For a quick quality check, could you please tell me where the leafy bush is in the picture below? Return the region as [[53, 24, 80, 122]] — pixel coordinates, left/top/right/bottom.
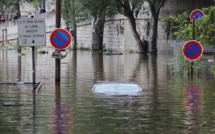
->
[[162, 5, 215, 46], [163, 5, 215, 74]]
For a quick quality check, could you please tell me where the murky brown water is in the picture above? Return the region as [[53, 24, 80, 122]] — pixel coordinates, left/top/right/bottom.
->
[[0, 48, 215, 134]]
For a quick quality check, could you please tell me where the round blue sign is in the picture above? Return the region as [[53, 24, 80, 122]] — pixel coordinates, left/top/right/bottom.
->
[[190, 9, 204, 21], [50, 28, 72, 50], [182, 40, 203, 61]]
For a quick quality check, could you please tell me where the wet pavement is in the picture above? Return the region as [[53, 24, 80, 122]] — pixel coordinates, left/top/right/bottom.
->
[[0, 48, 215, 134]]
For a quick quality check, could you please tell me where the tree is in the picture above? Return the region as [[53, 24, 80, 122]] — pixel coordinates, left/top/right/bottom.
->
[[63, 0, 111, 51], [62, 0, 77, 50], [147, 0, 167, 54], [115, 0, 147, 53], [0, 0, 39, 18], [70, 0, 77, 50], [0, 0, 14, 16], [74, 0, 167, 53], [78, 0, 114, 51], [0, 0, 40, 53], [114, 0, 167, 54], [90, 1, 107, 51]]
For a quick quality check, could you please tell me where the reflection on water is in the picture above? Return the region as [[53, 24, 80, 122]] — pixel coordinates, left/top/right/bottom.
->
[[33, 89, 36, 134], [51, 83, 72, 133], [0, 48, 215, 134], [184, 83, 203, 134]]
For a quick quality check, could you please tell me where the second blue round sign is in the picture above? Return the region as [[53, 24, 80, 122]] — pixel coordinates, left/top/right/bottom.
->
[[50, 28, 72, 50], [190, 9, 204, 21]]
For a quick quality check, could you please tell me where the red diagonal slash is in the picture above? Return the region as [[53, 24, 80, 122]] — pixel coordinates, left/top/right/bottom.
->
[[55, 33, 67, 43], [187, 45, 198, 56]]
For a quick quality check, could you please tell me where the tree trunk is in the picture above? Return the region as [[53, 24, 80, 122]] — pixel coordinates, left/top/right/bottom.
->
[[91, 12, 106, 51], [149, 13, 159, 54], [16, 0, 21, 18], [71, 20, 77, 50], [71, 0, 77, 50], [127, 15, 147, 54], [92, 52, 104, 81], [55, 0, 61, 82], [16, 0, 21, 53], [63, 0, 70, 31], [115, 0, 147, 54]]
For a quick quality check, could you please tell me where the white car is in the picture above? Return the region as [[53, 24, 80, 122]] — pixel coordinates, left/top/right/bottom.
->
[[92, 81, 143, 95]]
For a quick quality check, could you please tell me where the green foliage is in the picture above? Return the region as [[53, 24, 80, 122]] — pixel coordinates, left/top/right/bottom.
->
[[77, 41, 91, 50], [162, 5, 215, 47], [32, 0, 42, 8], [102, 43, 107, 51], [115, 0, 146, 17], [77, 0, 116, 20], [147, 0, 167, 14], [62, 0, 73, 27], [210, 63, 215, 75], [162, 12, 191, 41], [0, 0, 40, 15], [62, 0, 113, 24], [168, 47, 206, 75], [128, 0, 146, 17], [0, 0, 16, 15], [200, 6, 215, 46], [163, 4, 215, 74]]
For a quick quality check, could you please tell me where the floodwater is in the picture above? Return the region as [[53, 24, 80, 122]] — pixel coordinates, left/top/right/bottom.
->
[[0, 48, 215, 134]]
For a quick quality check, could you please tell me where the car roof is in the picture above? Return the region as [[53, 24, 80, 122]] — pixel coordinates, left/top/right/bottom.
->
[[92, 81, 143, 95]]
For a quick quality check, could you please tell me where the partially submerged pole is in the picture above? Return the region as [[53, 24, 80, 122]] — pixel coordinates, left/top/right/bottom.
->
[[2, 29, 4, 47], [55, 0, 61, 82], [191, 19, 195, 76], [5, 29, 7, 46], [32, 46, 36, 92]]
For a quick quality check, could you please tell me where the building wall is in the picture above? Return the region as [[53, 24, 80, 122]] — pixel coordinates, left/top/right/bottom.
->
[[76, 0, 213, 53], [0, 0, 213, 53], [76, 14, 174, 53]]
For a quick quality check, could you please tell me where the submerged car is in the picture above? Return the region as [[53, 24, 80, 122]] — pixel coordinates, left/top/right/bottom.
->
[[92, 81, 143, 95]]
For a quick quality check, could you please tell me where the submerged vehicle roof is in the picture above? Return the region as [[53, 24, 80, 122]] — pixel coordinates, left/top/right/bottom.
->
[[92, 81, 143, 95]]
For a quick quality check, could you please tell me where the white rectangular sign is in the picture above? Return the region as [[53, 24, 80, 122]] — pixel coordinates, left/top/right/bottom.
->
[[18, 18, 46, 46]]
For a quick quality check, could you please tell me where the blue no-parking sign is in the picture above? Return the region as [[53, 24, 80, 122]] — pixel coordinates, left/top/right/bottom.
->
[[190, 9, 204, 21], [50, 28, 72, 50], [182, 40, 203, 61]]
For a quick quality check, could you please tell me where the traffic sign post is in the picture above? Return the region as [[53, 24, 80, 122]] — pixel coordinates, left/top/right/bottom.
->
[[190, 9, 205, 41], [18, 17, 46, 92], [55, 0, 61, 83], [18, 18, 46, 46], [50, 28, 71, 59], [50, 28, 72, 82], [190, 9, 205, 21], [182, 40, 203, 61], [184, 9, 205, 76], [182, 40, 203, 76], [50, 28, 72, 50]]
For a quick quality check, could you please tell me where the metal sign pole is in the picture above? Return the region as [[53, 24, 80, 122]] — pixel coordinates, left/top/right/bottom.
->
[[5, 29, 7, 46], [191, 19, 195, 76], [17, 17, 45, 92], [189, 9, 204, 77], [2, 29, 4, 47], [32, 46, 36, 92], [55, 0, 61, 82]]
